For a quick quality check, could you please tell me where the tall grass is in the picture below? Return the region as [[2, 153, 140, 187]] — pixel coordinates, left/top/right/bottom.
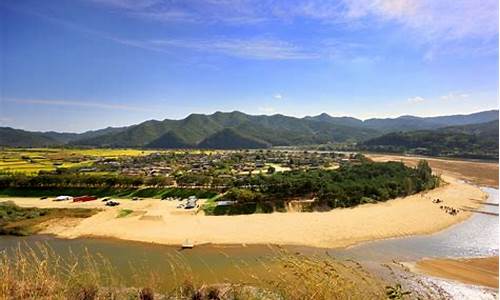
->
[[0, 243, 396, 300]]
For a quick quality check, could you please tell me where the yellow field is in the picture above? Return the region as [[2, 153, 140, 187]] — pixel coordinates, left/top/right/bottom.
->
[[0, 148, 159, 174]]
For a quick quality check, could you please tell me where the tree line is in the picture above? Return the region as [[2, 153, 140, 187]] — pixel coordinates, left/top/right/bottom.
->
[[220, 160, 439, 211]]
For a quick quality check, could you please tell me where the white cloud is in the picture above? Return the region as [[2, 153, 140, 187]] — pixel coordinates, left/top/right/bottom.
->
[[258, 106, 276, 113], [440, 92, 470, 101], [407, 96, 425, 104], [6, 98, 155, 112], [273, 93, 283, 100]]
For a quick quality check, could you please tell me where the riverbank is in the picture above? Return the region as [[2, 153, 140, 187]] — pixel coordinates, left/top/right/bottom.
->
[[367, 153, 499, 188], [413, 256, 499, 288], [2, 172, 486, 248]]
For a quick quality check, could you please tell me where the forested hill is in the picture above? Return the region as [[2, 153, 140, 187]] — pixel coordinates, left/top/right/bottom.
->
[[71, 111, 379, 148], [0, 127, 62, 147], [1, 110, 498, 149], [360, 120, 499, 159], [305, 109, 499, 132]]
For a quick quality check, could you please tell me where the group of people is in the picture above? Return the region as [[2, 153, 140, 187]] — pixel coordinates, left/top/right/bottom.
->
[[439, 205, 459, 216], [431, 198, 459, 216]]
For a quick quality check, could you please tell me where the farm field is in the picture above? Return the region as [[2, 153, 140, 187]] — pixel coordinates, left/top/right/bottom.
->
[[0, 148, 159, 174]]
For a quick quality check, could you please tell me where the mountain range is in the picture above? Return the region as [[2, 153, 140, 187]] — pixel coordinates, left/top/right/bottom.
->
[[1, 110, 498, 149]]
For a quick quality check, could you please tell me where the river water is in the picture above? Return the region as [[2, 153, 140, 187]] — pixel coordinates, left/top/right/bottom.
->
[[330, 187, 499, 261], [0, 188, 498, 297]]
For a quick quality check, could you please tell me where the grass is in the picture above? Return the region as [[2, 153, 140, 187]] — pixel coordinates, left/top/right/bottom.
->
[[0, 187, 217, 199], [0, 244, 396, 300], [0, 201, 97, 236], [200, 194, 222, 215], [117, 209, 133, 218]]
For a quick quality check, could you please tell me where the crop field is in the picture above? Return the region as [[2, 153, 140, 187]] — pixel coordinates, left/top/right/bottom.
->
[[0, 148, 159, 174]]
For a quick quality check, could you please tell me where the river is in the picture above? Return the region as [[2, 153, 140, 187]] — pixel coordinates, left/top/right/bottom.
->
[[0, 187, 498, 297]]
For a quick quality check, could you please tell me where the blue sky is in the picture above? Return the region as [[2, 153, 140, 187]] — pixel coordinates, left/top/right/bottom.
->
[[1, 0, 498, 132]]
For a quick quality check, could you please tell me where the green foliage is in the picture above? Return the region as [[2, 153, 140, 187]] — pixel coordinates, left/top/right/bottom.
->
[[116, 209, 133, 218], [0, 127, 62, 147], [225, 160, 439, 212], [0, 185, 216, 200], [198, 128, 271, 149], [267, 166, 276, 174], [0, 201, 96, 235], [223, 188, 264, 203], [3, 110, 498, 149], [72, 111, 380, 148], [361, 120, 499, 159]]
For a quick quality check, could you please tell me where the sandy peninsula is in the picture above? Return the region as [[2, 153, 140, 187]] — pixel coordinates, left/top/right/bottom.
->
[[4, 172, 487, 248]]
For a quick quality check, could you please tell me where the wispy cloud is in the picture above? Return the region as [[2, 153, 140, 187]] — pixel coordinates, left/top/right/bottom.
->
[[440, 92, 470, 101], [5, 4, 316, 61], [88, 0, 498, 61], [6, 98, 155, 112], [90, 0, 268, 24], [342, 0, 498, 42], [406, 92, 471, 105], [407, 96, 425, 104], [117, 37, 318, 60], [273, 93, 283, 100], [90, 0, 499, 43]]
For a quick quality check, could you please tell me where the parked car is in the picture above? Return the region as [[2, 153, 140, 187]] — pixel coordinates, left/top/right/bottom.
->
[[54, 195, 73, 201], [105, 200, 120, 207]]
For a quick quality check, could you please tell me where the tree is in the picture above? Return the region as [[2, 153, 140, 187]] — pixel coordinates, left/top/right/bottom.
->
[[416, 160, 434, 189], [267, 166, 276, 174]]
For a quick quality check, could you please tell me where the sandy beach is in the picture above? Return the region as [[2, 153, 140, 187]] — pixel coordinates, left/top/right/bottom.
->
[[413, 256, 499, 288], [3, 171, 488, 248]]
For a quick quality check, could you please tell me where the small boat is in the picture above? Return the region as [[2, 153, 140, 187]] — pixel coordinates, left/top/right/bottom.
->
[[181, 239, 194, 249]]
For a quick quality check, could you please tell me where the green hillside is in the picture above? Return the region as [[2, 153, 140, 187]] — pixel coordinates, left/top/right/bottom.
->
[[0, 127, 62, 147], [308, 110, 499, 133], [360, 120, 499, 159], [71, 111, 380, 148], [198, 128, 271, 149], [2, 110, 498, 150]]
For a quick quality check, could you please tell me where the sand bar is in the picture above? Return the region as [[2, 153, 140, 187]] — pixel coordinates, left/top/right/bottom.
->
[[2, 173, 487, 248], [414, 256, 499, 288]]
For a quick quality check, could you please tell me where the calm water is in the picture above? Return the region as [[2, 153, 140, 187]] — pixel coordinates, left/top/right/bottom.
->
[[328, 187, 499, 262], [0, 188, 498, 292], [0, 236, 282, 287]]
